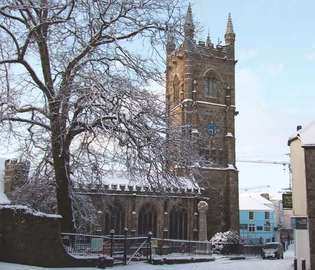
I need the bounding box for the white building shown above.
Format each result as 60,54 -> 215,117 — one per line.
288,122 -> 315,270
239,193 -> 276,244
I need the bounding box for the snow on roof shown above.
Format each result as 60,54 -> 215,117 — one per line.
289,121 -> 315,147
268,192 -> 283,201
239,193 -> 273,211
78,170 -> 199,190
299,121 -> 315,147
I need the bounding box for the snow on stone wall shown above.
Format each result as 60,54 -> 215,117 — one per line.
0,158 -> 10,204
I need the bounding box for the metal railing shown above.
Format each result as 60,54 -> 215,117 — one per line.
151,238 -> 212,258
61,231 -> 150,265
61,232 -> 213,264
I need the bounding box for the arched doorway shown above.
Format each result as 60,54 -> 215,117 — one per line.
169,206 -> 188,239
138,204 -> 157,236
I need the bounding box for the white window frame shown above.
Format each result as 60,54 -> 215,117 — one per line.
248,224 -> 256,232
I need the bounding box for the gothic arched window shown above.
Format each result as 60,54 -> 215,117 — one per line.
169,206 -> 188,239
138,204 -> 157,236
173,76 -> 180,104
103,211 -> 111,234
109,202 -> 125,235
204,73 -> 219,98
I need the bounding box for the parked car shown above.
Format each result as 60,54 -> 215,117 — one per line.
261,242 -> 284,259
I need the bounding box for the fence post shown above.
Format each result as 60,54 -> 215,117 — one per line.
110,229 -> 115,258
123,227 -> 128,265
294,258 -> 297,270
147,231 -> 152,264
302,259 -> 306,270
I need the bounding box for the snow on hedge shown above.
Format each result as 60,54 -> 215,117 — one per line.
209,231 -> 240,253
210,231 -> 240,245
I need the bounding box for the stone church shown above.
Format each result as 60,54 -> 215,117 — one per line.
73,5 -> 239,240
3,5 -> 239,241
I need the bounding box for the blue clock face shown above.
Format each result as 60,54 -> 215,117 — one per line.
207,123 -> 218,136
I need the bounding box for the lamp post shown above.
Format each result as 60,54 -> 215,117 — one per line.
110,229 -> 115,258
123,227 -> 128,265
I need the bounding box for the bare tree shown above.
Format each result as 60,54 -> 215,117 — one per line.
0,0 -> 184,232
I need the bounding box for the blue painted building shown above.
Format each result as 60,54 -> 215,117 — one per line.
239,193 -> 276,244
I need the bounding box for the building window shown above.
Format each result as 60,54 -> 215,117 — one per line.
199,148 -> 210,165
240,224 -> 248,230
205,77 -> 218,97
264,211 -> 270,220
257,226 -> 263,231
249,211 -> 254,220
173,76 -> 180,104
248,224 -> 255,232
169,206 -> 188,240
218,149 -> 224,164
211,148 -> 217,163
264,221 -> 271,232
107,202 -> 125,235
138,203 -> 157,237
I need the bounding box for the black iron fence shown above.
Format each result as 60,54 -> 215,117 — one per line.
61,231 -> 212,265
151,238 -> 212,258
61,231 -> 150,265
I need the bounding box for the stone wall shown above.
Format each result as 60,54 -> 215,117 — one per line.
197,168 -> 239,237
4,159 -> 30,195
304,147 -> 315,270
0,205 -> 113,267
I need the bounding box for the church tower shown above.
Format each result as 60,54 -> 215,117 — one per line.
166,5 -> 239,236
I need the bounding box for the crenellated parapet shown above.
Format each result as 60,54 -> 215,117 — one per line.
166,6 -> 235,61
73,182 -> 204,197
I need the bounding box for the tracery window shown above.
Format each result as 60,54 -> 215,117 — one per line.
173,76 -> 180,103
103,211 -> 111,234
204,73 -> 219,97
138,204 -> 157,236
169,206 -> 188,239
106,202 -> 125,235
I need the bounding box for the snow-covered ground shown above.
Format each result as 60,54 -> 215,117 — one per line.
0,245 -> 294,270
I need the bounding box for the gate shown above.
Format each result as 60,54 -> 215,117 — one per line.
61,230 -> 152,265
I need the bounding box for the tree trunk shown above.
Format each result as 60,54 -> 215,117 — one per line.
51,116 -> 75,233
52,150 -> 74,233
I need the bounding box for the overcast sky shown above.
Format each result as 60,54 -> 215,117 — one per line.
190,0 -> 315,192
